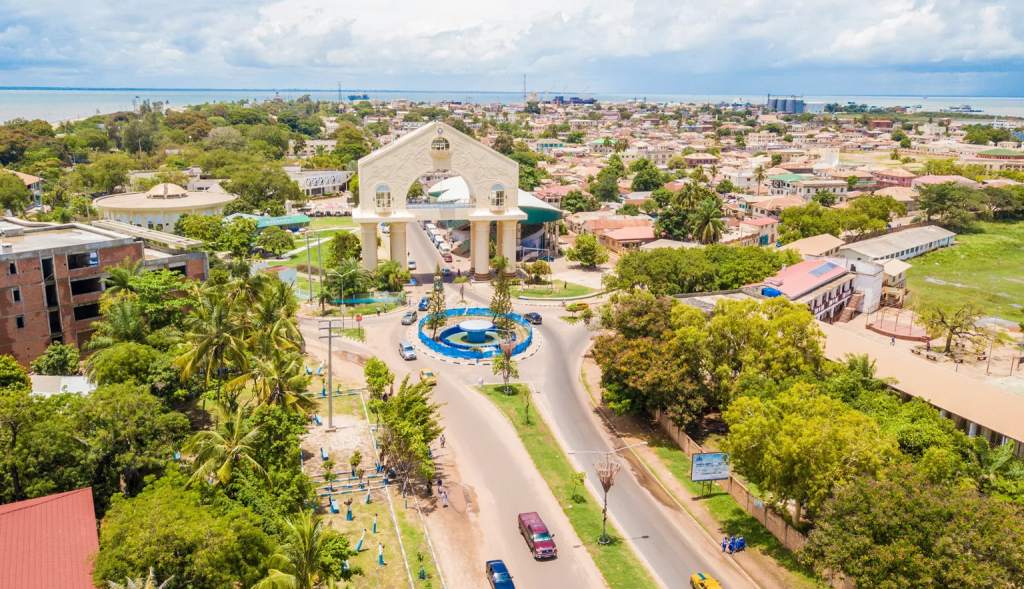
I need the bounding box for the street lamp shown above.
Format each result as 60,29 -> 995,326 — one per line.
568,442 -> 648,544
327,268 -> 358,327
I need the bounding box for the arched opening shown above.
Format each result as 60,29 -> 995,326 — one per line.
375,184 -> 392,212
489,183 -> 505,210
430,137 -> 450,154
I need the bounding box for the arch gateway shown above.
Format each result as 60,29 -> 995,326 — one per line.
355,122 -> 527,279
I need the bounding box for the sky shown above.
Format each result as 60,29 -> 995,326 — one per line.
1,0 -> 1024,96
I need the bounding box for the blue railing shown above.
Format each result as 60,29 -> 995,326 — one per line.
328,291 -> 405,305
417,308 -> 533,359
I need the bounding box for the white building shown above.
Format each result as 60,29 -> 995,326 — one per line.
283,166 -> 353,197
836,226 -> 956,263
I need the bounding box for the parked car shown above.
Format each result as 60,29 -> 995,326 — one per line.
418,369 -> 437,386
517,512 -> 557,559
442,252 -> 453,262
408,259 -> 417,270
442,268 -> 452,277
523,312 -> 542,325
485,560 -> 515,589
418,297 -> 431,311
398,341 -> 417,360
401,311 -> 418,325
689,573 -> 723,589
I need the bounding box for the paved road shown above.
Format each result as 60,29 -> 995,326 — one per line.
315,222 -> 758,589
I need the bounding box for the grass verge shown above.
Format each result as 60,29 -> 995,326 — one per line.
560,315 -> 583,324
648,443 -> 822,589
476,384 -> 658,589
513,281 -> 595,298
905,220 -> 1024,322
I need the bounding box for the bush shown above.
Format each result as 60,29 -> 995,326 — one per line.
30,341 -> 81,375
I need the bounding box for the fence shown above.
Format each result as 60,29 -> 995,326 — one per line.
416,308 -> 533,360
653,409 -> 809,553
328,291 -> 405,305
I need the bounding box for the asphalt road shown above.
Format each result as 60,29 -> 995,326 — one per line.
316,222 -> 757,589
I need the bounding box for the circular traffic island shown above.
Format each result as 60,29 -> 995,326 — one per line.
418,309 -> 534,360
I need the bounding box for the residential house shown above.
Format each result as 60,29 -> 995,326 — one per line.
836,225 -> 955,263
873,167 -> 917,188
791,179 -> 849,203
874,186 -> 919,213
599,226 -> 656,254
750,259 -> 856,322
782,234 -> 846,258
2,170 -> 42,206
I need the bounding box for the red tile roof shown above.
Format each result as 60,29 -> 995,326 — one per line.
755,259 -> 849,299
602,226 -> 656,241
0,488 -> 99,589
741,217 -> 779,227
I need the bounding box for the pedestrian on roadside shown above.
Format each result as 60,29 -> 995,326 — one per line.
737,536 -> 746,552
436,476 -> 442,491
926,340 -> 931,352
728,536 -> 736,554
378,543 -> 385,566
440,433 -> 446,448
891,336 -> 896,346
721,537 -> 728,553
441,491 -> 449,508
376,305 -> 381,317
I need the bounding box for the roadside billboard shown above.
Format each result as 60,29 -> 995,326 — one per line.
690,452 -> 731,482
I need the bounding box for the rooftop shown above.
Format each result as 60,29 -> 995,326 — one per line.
0,223 -> 134,255
95,184 -> 237,211
602,226 -> 656,241
769,173 -> 807,183
758,259 -> 850,299
740,217 -> 779,227
781,234 -> 846,257
0,488 -> 99,589
839,225 -> 955,259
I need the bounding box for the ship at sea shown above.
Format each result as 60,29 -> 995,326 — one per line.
348,93 -> 369,101
941,104 -> 984,113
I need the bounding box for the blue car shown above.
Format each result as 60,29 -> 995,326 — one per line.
442,268 -> 452,277
485,560 -> 514,589
418,297 -> 431,311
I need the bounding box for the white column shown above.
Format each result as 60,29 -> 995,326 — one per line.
390,222 -> 408,271
360,223 -> 378,271
499,220 -> 517,275
472,220 -> 490,280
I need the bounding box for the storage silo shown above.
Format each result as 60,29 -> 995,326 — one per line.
780,97 -> 792,113
793,98 -> 805,114
768,96 -> 779,111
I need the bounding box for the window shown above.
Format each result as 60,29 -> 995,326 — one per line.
70,276 -> 103,296
374,185 -> 392,212
73,303 -> 101,322
11,287 -> 20,303
15,316 -> 24,329
8,262 -> 16,275
490,184 -> 505,209
41,257 -> 54,281
430,137 -> 450,153
67,252 -> 99,270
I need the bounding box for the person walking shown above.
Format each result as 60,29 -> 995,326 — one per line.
728,536 -> 736,555
441,491 -> 448,508
737,536 -> 746,552
440,433 -> 446,449
891,336 -> 896,346
926,340 -> 931,352
721,537 -> 728,553
378,543 -> 385,566
376,305 -> 381,317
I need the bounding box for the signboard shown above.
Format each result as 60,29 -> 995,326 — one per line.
690,452 -> 731,482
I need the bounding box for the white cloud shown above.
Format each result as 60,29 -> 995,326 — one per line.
0,0 -> 1022,92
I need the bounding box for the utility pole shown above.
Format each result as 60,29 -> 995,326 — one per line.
319,318 -> 344,432
305,231 -> 313,303
316,235 -> 323,312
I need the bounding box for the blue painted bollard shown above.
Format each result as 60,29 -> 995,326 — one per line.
373,514 -> 377,533
355,529 -> 365,552
346,505 -> 353,521
365,489 -> 372,504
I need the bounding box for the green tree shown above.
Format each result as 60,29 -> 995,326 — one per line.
493,133 -> 514,155
174,213 -> 225,244
375,375 -> 442,492
30,341 -> 80,375
561,189 -> 598,213
93,472 -> 273,589
689,198 -> 726,244
723,384 -> 898,523
630,167 -> 665,192
778,202 -> 843,243
918,301 -> 984,353
565,130 -> 585,144
325,230 -> 362,266
106,568 -> 174,589
81,153 -> 133,193
491,352 -> 520,397
426,264 -> 448,340
363,357 -> 395,400
753,165 -> 768,196
488,257 -> 515,331
812,189 -> 837,207
565,233 -> 609,267
0,172 -> 33,216
255,511 -> 359,589
592,174 -> 620,202
183,402 -> 269,488
224,165 -> 304,216
653,205 -> 690,240
174,294 -> 248,402
221,217 -> 259,258
619,203 -> 640,216
801,464 -> 1024,588
236,347 -> 312,414
256,226 -> 295,256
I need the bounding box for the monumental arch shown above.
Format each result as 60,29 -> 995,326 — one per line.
355,122 -> 527,279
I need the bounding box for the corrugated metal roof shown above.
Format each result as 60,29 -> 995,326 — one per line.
0,488 -> 99,589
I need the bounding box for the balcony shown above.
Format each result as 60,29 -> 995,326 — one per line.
406,201 -> 475,210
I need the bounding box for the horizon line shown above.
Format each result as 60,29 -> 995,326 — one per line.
1,87 -> 1023,99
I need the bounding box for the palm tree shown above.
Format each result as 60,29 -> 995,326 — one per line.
183,402 -> 269,487
708,163 -> 719,188
107,568 -> 173,589
233,347 -> 313,414
174,294 -> 248,402
248,281 -> 304,357
102,259 -> 144,295
753,165 -> 768,196
967,438 -> 1024,492
674,183 -> 700,211
253,512 -> 332,589
690,198 -> 726,244
689,166 -> 708,186
83,297 -> 150,351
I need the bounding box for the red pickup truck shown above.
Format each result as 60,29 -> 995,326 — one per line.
517,512 -> 557,559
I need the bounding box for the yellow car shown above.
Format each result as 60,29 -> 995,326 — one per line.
689,573 -> 722,589
418,369 -> 437,386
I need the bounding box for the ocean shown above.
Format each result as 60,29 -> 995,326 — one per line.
2,88 -> 1024,123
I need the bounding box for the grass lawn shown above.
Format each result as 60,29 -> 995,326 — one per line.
647,443 -> 822,589
476,384 -> 658,589
560,315 -> 583,324
905,220 -> 1024,322
341,327 -> 366,342
512,281 -> 596,298
309,216 -> 356,231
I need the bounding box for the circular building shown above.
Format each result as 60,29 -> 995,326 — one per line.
94,183 -> 237,232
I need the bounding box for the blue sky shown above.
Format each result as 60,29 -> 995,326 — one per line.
1,0 -> 1023,96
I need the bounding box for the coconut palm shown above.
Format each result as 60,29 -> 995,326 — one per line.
253,512 -> 333,589
83,297 -> 151,351
248,281 -> 304,357
689,166 -> 708,186
174,294 -> 248,402
102,259 -> 144,295
674,183 -> 700,211
690,198 -> 726,245
753,165 -> 768,196
183,401 -> 268,487
233,347 -> 313,414
107,568 -> 173,589
708,163 -> 719,188
967,437 -> 1024,492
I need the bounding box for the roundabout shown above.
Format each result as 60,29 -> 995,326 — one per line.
418,308 -> 534,360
